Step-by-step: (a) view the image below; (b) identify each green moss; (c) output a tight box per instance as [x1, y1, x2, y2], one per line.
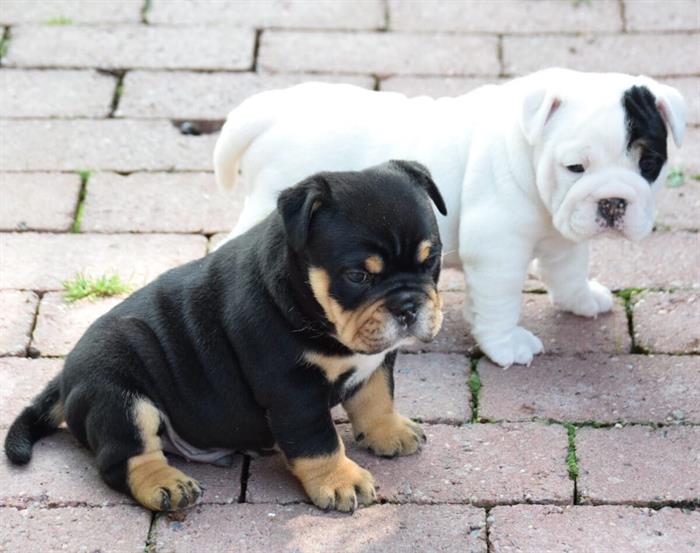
[691, 174, 700, 182]
[469, 360, 482, 423]
[563, 423, 579, 480]
[63, 273, 132, 303]
[71, 170, 91, 233]
[666, 167, 684, 188]
[615, 288, 645, 302]
[46, 16, 73, 25]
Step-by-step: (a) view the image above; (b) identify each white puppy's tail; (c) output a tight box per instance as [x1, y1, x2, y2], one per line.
[214, 92, 280, 191]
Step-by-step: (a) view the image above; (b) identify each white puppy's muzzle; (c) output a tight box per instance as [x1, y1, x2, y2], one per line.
[553, 168, 657, 242]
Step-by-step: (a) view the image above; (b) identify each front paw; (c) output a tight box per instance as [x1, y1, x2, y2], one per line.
[479, 326, 544, 367]
[554, 280, 613, 317]
[355, 414, 425, 458]
[295, 455, 376, 513]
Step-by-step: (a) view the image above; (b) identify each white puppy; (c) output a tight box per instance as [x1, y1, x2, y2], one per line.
[213, 68, 686, 367]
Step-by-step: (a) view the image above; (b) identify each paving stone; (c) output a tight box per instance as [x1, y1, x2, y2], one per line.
[0, 69, 115, 118]
[577, 426, 700, 505]
[624, 0, 700, 31]
[0, 431, 132, 507]
[489, 504, 700, 553]
[402, 291, 476, 354]
[0, 120, 216, 171]
[520, 294, 631, 355]
[152, 503, 486, 553]
[31, 292, 122, 357]
[246, 423, 571, 506]
[117, 71, 374, 119]
[0, 505, 151, 553]
[671, 126, 700, 176]
[0, 358, 62, 428]
[632, 291, 700, 353]
[380, 76, 503, 98]
[4, 25, 255, 70]
[663, 77, 700, 126]
[81, 172, 244, 234]
[479, 355, 700, 424]
[260, 31, 500, 77]
[149, 0, 385, 29]
[503, 33, 700, 76]
[207, 233, 228, 252]
[438, 268, 465, 291]
[389, 0, 622, 33]
[0, 172, 81, 232]
[656, 178, 700, 231]
[0, 233, 207, 290]
[589, 231, 700, 290]
[168, 455, 244, 505]
[0, 291, 38, 356]
[0, 0, 142, 24]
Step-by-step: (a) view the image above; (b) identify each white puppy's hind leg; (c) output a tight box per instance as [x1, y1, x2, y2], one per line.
[536, 241, 613, 317]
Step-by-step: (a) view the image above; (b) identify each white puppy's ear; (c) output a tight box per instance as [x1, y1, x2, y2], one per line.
[520, 88, 562, 145]
[648, 82, 686, 147]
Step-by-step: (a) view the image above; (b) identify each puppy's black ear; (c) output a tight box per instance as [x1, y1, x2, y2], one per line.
[277, 175, 331, 251]
[390, 160, 448, 216]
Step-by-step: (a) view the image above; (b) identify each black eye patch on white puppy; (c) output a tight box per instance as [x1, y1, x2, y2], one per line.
[622, 86, 668, 183]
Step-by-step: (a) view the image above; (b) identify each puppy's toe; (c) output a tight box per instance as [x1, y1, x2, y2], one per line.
[298, 456, 376, 513]
[128, 455, 201, 512]
[481, 327, 543, 367]
[358, 414, 424, 457]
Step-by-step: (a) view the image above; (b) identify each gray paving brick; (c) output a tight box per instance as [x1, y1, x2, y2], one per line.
[624, 0, 700, 31]
[0, 172, 81, 232]
[490, 505, 700, 553]
[0, 0, 142, 24]
[632, 291, 700, 353]
[260, 31, 500, 76]
[0, 120, 216, 172]
[4, 25, 255, 70]
[479, 355, 700, 424]
[503, 33, 700, 76]
[0, 358, 62, 428]
[0, 233, 207, 290]
[589, 231, 700, 290]
[380, 76, 502, 98]
[656, 178, 700, 231]
[389, 0, 622, 33]
[0, 69, 115, 118]
[0, 505, 151, 553]
[577, 426, 700, 505]
[663, 77, 700, 126]
[152, 503, 487, 553]
[148, 0, 385, 29]
[81, 172, 243, 234]
[0, 290, 38, 356]
[117, 71, 373, 119]
[247, 423, 571, 506]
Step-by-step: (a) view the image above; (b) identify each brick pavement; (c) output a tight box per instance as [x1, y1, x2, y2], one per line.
[0, 1, 698, 551]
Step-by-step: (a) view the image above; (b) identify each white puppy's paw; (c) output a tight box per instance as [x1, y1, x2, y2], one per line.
[555, 280, 613, 318]
[480, 327, 544, 367]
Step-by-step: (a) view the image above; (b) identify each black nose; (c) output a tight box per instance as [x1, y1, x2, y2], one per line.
[597, 198, 627, 226]
[387, 292, 419, 326]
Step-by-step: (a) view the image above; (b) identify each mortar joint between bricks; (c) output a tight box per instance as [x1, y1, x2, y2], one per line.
[615, 288, 648, 354]
[71, 170, 91, 234]
[381, 0, 391, 31]
[251, 29, 263, 72]
[144, 511, 158, 553]
[0, 26, 11, 63]
[140, 0, 152, 25]
[469, 355, 483, 423]
[618, 0, 628, 33]
[108, 71, 127, 118]
[238, 454, 252, 503]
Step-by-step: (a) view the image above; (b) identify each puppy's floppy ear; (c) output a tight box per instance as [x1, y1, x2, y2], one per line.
[277, 174, 330, 251]
[520, 88, 562, 145]
[637, 77, 686, 147]
[390, 160, 448, 216]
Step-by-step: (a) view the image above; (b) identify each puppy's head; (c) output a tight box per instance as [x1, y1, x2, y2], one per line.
[520, 69, 686, 242]
[278, 160, 447, 354]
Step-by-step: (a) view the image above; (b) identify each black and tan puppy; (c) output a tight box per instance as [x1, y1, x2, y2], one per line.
[4, 160, 446, 513]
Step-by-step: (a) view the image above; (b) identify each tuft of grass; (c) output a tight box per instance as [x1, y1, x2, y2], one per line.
[616, 287, 645, 302]
[72, 170, 91, 233]
[692, 174, 700, 182]
[63, 273, 132, 302]
[666, 167, 685, 188]
[563, 423, 579, 480]
[0, 30, 9, 60]
[46, 16, 73, 25]
[468, 360, 482, 423]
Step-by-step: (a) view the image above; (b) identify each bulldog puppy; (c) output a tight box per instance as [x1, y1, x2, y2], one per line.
[4, 161, 446, 513]
[213, 68, 686, 366]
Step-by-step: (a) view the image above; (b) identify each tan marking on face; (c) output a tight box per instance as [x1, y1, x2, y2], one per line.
[304, 352, 357, 382]
[127, 399, 200, 511]
[308, 267, 393, 353]
[290, 437, 376, 512]
[417, 240, 432, 263]
[426, 286, 444, 338]
[343, 369, 425, 457]
[364, 255, 383, 274]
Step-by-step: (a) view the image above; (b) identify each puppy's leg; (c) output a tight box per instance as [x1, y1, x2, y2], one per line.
[343, 357, 424, 458]
[269, 402, 375, 512]
[535, 240, 613, 317]
[67, 391, 201, 511]
[461, 233, 543, 367]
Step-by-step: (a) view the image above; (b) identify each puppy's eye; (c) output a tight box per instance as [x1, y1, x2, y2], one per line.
[345, 270, 369, 284]
[566, 164, 585, 174]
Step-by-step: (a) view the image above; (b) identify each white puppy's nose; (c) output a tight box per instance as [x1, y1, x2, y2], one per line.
[597, 198, 627, 226]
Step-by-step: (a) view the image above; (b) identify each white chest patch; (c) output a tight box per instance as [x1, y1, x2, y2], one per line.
[304, 346, 402, 391]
